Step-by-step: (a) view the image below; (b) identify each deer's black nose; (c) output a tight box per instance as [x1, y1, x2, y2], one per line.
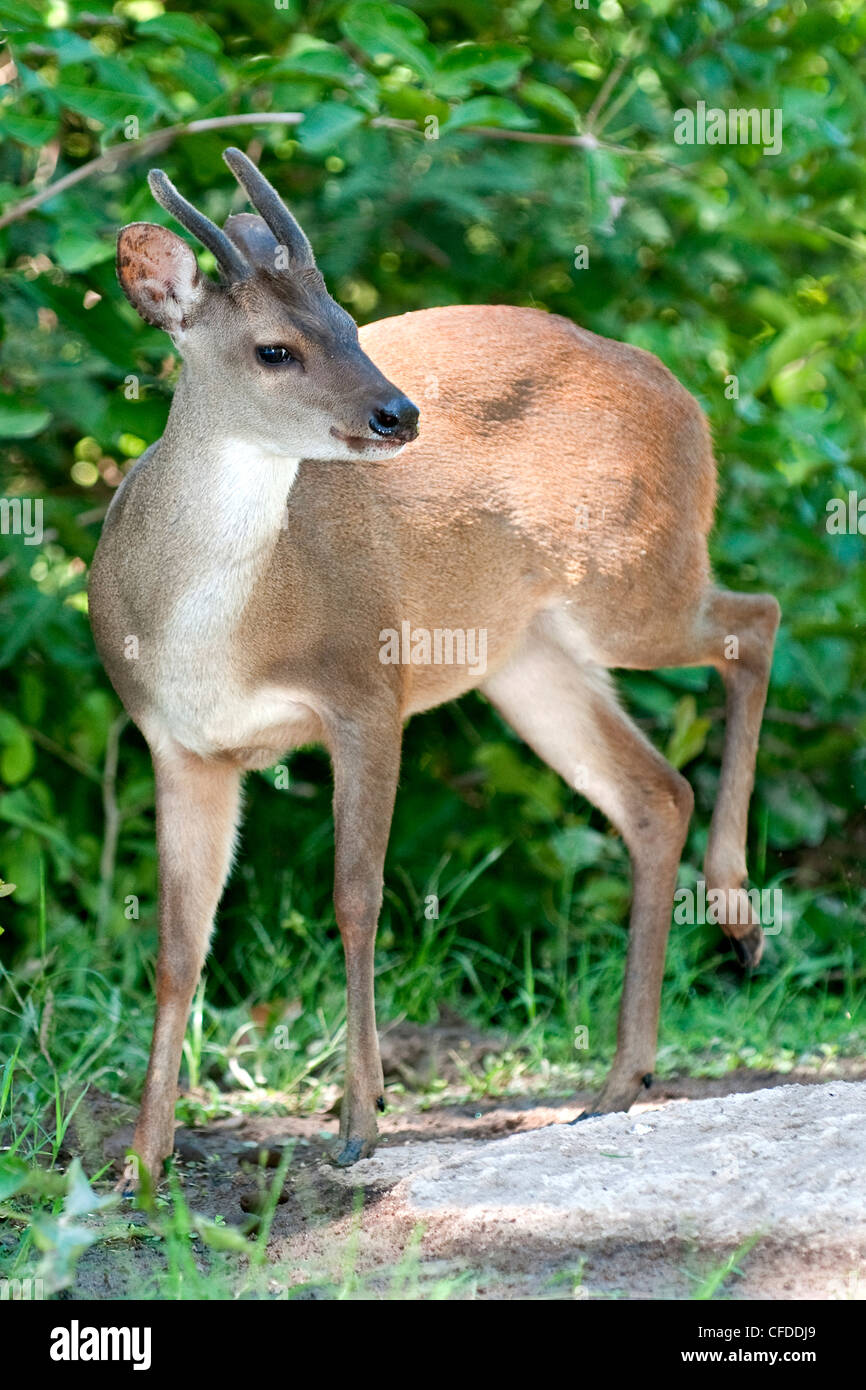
[369, 396, 419, 441]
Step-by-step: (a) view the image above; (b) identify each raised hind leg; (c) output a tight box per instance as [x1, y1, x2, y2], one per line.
[619, 587, 780, 964]
[557, 586, 779, 965]
[696, 590, 780, 964]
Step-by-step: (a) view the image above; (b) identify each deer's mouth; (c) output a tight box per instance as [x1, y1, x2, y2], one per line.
[329, 427, 411, 454]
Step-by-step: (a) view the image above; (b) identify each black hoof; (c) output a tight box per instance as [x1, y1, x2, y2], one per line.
[333, 1137, 366, 1167]
[731, 925, 763, 969]
[568, 1110, 605, 1125]
[376, 1095, 385, 1114]
[642, 1073, 653, 1089]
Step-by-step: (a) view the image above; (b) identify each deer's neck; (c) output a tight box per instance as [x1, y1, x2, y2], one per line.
[149, 433, 299, 645]
[155, 379, 299, 550]
[174, 438, 299, 556]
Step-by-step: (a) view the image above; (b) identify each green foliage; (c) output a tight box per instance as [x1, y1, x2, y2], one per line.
[0, 0, 864, 1147]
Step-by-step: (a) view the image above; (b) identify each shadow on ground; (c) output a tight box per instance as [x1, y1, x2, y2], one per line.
[54, 1040, 866, 1301]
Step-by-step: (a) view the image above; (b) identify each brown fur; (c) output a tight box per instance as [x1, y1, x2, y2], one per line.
[90, 157, 779, 1189]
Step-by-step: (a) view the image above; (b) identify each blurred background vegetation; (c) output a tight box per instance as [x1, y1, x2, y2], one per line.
[1, 0, 865, 1162]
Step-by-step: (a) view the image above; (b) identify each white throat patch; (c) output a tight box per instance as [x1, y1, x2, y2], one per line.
[148, 442, 302, 756]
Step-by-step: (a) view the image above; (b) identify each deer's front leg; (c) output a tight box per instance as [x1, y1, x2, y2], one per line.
[327, 711, 402, 1167]
[120, 749, 242, 1193]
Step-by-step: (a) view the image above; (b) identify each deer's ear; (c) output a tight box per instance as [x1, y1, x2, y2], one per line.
[117, 222, 208, 335]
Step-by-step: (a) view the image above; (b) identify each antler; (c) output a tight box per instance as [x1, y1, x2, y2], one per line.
[222, 147, 315, 269]
[147, 168, 249, 282]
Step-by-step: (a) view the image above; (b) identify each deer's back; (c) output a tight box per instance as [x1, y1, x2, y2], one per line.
[347, 304, 717, 643]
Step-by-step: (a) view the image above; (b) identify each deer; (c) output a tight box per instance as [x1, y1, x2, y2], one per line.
[89, 148, 780, 1192]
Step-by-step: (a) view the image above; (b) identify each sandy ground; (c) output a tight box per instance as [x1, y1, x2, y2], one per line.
[53, 1047, 866, 1300]
[325, 1081, 866, 1299]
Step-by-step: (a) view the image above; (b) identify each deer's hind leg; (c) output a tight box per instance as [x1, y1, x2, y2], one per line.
[481, 612, 693, 1116]
[693, 589, 780, 965]
[609, 587, 781, 966]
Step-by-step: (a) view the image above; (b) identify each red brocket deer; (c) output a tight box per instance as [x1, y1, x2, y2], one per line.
[89, 149, 780, 1190]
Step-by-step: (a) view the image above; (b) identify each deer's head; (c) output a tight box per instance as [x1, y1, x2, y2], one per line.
[117, 147, 419, 461]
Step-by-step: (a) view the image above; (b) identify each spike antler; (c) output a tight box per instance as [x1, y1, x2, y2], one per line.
[147, 168, 249, 282]
[222, 146, 315, 269]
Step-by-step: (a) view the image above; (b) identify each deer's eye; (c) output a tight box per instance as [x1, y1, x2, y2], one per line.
[257, 345, 298, 365]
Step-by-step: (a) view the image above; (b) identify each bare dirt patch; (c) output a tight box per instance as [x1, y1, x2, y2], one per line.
[58, 1054, 866, 1300]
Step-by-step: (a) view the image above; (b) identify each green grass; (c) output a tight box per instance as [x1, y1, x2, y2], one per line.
[1, 813, 863, 1299]
[3, 854, 862, 1148]
[1, 709, 864, 1299]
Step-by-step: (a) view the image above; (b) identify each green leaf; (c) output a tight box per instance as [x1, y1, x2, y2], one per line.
[380, 84, 449, 124]
[0, 0, 44, 30]
[193, 1215, 252, 1252]
[0, 112, 56, 147]
[550, 825, 610, 873]
[0, 712, 35, 786]
[0, 1154, 30, 1201]
[665, 696, 711, 770]
[432, 42, 530, 99]
[136, 13, 222, 54]
[518, 79, 581, 130]
[33, 1160, 112, 1294]
[297, 101, 365, 154]
[0, 789, 81, 858]
[339, 1, 436, 81]
[53, 230, 115, 274]
[54, 79, 155, 129]
[64, 1159, 113, 1218]
[444, 96, 535, 132]
[6, 29, 94, 63]
[761, 776, 829, 850]
[0, 398, 51, 438]
[267, 46, 362, 82]
[768, 317, 842, 376]
[265, 47, 380, 110]
[474, 742, 564, 820]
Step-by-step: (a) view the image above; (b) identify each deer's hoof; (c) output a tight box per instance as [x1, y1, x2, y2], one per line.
[730, 924, 764, 970]
[112, 1155, 139, 1197]
[570, 1069, 648, 1122]
[333, 1136, 375, 1167]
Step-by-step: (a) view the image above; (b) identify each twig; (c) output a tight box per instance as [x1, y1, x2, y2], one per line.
[790, 216, 866, 257]
[74, 505, 110, 526]
[0, 113, 304, 229]
[585, 49, 633, 132]
[26, 725, 100, 782]
[374, 114, 600, 148]
[394, 218, 451, 268]
[374, 117, 684, 170]
[0, 109, 681, 230]
[592, 77, 640, 139]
